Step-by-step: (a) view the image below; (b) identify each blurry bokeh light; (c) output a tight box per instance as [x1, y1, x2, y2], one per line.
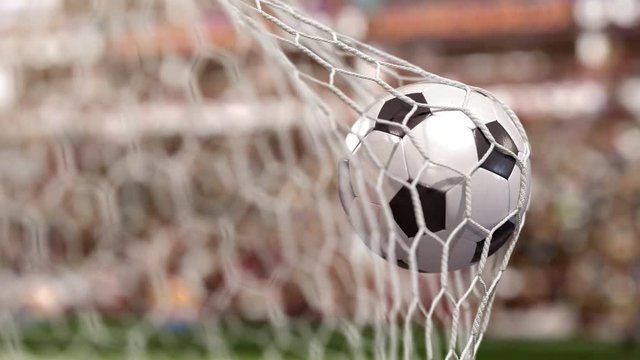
[574, 0, 608, 30]
[576, 31, 611, 69]
[0, 67, 15, 111]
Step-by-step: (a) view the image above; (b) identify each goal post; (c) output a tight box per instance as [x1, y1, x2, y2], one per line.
[0, 1, 530, 359]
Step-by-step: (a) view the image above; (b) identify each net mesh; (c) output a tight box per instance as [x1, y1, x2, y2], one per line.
[0, 0, 530, 359]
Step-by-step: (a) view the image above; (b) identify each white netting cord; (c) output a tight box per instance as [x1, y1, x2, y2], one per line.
[0, 1, 530, 359]
[239, 2, 532, 360]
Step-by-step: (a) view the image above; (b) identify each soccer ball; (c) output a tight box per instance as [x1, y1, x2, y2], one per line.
[338, 82, 531, 273]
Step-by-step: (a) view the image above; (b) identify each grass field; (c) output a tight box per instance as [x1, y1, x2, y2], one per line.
[3, 342, 640, 360]
[2, 318, 639, 359]
[2, 342, 639, 359]
[478, 340, 640, 360]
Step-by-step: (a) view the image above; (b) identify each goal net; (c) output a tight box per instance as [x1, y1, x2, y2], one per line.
[0, 0, 530, 359]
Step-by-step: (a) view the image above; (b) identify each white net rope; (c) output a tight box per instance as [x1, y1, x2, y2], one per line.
[0, 0, 530, 359]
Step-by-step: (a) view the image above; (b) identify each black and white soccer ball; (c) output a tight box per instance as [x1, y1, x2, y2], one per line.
[339, 82, 532, 273]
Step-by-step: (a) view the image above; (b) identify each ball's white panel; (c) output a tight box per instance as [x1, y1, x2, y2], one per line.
[418, 83, 468, 109]
[412, 230, 476, 272]
[345, 116, 375, 153]
[456, 223, 487, 243]
[466, 91, 498, 125]
[348, 197, 410, 261]
[437, 110, 477, 129]
[348, 197, 385, 246]
[349, 131, 408, 204]
[404, 161, 465, 194]
[338, 159, 356, 212]
[365, 93, 388, 119]
[507, 158, 532, 212]
[493, 101, 526, 153]
[411, 234, 446, 273]
[523, 158, 533, 210]
[346, 91, 399, 152]
[470, 168, 510, 231]
[446, 238, 477, 271]
[403, 112, 478, 182]
[507, 164, 522, 212]
[397, 82, 445, 97]
[341, 81, 530, 273]
[445, 183, 465, 230]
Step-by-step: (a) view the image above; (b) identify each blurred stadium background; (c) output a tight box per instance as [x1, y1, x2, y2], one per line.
[1, 0, 640, 359]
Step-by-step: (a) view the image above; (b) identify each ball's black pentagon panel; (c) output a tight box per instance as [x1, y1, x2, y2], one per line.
[396, 258, 410, 270]
[389, 182, 446, 237]
[472, 128, 491, 160]
[494, 101, 527, 153]
[374, 93, 431, 137]
[471, 218, 516, 263]
[472, 121, 519, 159]
[481, 150, 517, 179]
[472, 121, 519, 179]
[486, 121, 518, 154]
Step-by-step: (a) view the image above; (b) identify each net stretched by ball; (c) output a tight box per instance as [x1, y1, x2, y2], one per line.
[0, 1, 530, 359]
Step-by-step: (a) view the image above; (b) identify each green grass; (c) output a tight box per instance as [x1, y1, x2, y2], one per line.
[3, 342, 640, 359]
[4, 341, 640, 360]
[2, 317, 639, 359]
[478, 339, 640, 360]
